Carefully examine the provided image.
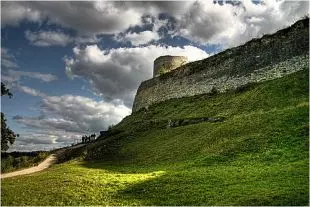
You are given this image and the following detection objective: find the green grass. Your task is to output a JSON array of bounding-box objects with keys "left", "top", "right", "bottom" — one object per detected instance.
[
  {"left": 1, "top": 69, "right": 309, "bottom": 205},
  {"left": 2, "top": 160, "right": 308, "bottom": 205}
]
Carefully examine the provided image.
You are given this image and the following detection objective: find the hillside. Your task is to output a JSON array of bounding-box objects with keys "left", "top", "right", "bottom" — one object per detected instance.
[{"left": 2, "top": 67, "right": 308, "bottom": 205}]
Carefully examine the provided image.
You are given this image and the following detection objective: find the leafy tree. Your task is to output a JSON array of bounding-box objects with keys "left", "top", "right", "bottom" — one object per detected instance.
[
  {"left": 1, "top": 82, "right": 13, "bottom": 98},
  {"left": 1, "top": 82, "right": 18, "bottom": 151}
]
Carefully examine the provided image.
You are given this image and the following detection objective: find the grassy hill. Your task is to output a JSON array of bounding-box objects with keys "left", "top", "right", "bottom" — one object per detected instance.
[{"left": 1, "top": 68, "right": 308, "bottom": 205}]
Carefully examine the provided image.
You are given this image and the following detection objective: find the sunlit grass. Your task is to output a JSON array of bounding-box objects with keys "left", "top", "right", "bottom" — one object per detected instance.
[
  {"left": 2, "top": 158, "right": 308, "bottom": 205},
  {"left": 2, "top": 161, "right": 166, "bottom": 206}
]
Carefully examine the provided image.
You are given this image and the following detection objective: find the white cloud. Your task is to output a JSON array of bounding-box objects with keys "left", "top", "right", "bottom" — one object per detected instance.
[
  {"left": 177, "top": 1, "right": 242, "bottom": 45},
  {"left": 8, "top": 131, "right": 82, "bottom": 152},
  {"left": 6, "top": 69, "right": 58, "bottom": 82},
  {"left": 65, "top": 44, "right": 210, "bottom": 107},
  {"left": 74, "top": 35, "right": 99, "bottom": 44},
  {"left": 40, "top": 94, "right": 131, "bottom": 132},
  {"left": 1, "top": 1, "right": 142, "bottom": 35},
  {"left": 114, "top": 17, "right": 170, "bottom": 46},
  {"left": 12, "top": 86, "right": 131, "bottom": 134},
  {"left": 11, "top": 86, "right": 131, "bottom": 151},
  {"left": 25, "top": 30, "right": 73, "bottom": 47},
  {"left": 1, "top": 2, "right": 42, "bottom": 27},
  {"left": 117, "top": 30, "right": 160, "bottom": 46},
  {"left": 1, "top": 48, "right": 57, "bottom": 83},
  {"left": 24, "top": 30, "right": 99, "bottom": 47},
  {"left": 1, "top": 48, "right": 18, "bottom": 69},
  {"left": 18, "top": 85, "right": 46, "bottom": 97},
  {"left": 1, "top": 1, "right": 189, "bottom": 33},
  {"left": 1, "top": 49, "right": 58, "bottom": 94},
  {"left": 176, "top": 0, "right": 309, "bottom": 47},
  {"left": 2, "top": 1, "right": 308, "bottom": 48}
]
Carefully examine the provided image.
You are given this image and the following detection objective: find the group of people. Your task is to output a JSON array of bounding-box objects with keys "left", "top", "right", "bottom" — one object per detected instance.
[{"left": 81, "top": 134, "right": 96, "bottom": 143}]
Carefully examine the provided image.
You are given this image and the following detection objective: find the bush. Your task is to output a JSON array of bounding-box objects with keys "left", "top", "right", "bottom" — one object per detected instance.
[
  {"left": 209, "top": 87, "right": 219, "bottom": 96},
  {"left": 235, "top": 83, "right": 253, "bottom": 93},
  {"left": 1, "top": 151, "right": 50, "bottom": 173}
]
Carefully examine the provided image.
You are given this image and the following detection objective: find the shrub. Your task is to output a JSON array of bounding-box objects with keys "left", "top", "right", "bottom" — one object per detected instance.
[
  {"left": 209, "top": 87, "right": 219, "bottom": 96},
  {"left": 235, "top": 83, "right": 253, "bottom": 93},
  {"left": 1, "top": 151, "right": 50, "bottom": 173}
]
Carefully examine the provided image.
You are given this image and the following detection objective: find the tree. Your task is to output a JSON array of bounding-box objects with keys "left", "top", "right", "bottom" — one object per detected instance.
[
  {"left": 1, "top": 82, "right": 13, "bottom": 98},
  {"left": 1, "top": 82, "right": 18, "bottom": 151}
]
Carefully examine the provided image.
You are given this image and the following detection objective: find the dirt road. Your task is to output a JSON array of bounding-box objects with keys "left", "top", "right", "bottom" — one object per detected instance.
[{"left": 1, "top": 144, "right": 85, "bottom": 179}]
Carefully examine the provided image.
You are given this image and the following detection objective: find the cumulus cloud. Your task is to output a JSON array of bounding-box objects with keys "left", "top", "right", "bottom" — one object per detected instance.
[
  {"left": 1, "top": 1, "right": 186, "bottom": 33},
  {"left": 8, "top": 131, "right": 82, "bottom": 152},
  {"left": 1, "top": 2, "right": 42, "bottom": 27},
  {"left": 25, "top": 30, "right": 73, "bottom": 47},
  {"left": 65, "top": 44, "right": 209, "bottom": 106},
  {"left": 40, "top": 94, "right": 131, "bottom": 132},
  {"left": 12, "top": 86, "right": 131, "bottom": 134},
  {"left": 1, "top": 1, "right": 142, "bottom": 35},
  {"left": 114, "top": 17, "right": 171, "bottom": 46},
  {"left": 177, "top": 1, "right": 242, "bottom": 45},
  {"left": 176, "top": 0, "right": 309, "bottom": 47},
  {"left": 11, "top": 86, "right": 131, "bottom": 151},
  {"left": 2, "top": 1, "right": 308, "bottom": 48}
]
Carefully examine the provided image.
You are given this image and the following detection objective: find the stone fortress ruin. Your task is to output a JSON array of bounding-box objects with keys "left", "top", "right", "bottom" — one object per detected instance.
[
  {"left": 153, "top": 56, "right": 188, "bottom": 77},
  {"left": 133, "top": 18, "right": 309, "bottom": 112}
]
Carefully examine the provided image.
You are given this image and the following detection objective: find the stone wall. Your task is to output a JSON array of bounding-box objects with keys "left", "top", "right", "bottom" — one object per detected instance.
[
  {"left": 133, "top": 18, "right": 309, "bottom": 112},
  {"left": 153, "top": 56, "right": 188, "bottom": 77}
]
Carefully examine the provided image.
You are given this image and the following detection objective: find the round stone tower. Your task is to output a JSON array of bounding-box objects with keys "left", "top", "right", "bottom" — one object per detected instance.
[{"left": 153, "top": 55, "right": 188, "bottom": 77}]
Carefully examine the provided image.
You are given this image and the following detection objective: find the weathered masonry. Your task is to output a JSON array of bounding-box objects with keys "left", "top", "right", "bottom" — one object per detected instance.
[{"left": 132, "top": 18, "right": 309, "bottom": 112}]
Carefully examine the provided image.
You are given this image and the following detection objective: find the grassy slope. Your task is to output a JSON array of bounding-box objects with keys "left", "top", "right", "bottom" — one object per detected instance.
[{"left": 1, "top": 69, "right": 309, "bottom": 206}]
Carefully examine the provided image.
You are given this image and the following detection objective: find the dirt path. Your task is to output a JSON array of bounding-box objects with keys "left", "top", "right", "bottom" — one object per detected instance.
[{"left": 1, "top": 144, "right": 86, "bottom": 179}]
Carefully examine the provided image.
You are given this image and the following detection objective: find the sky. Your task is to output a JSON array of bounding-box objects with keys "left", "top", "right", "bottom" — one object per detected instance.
[{"left": 1, "top": 0, "right": 309, "bottom": 151}]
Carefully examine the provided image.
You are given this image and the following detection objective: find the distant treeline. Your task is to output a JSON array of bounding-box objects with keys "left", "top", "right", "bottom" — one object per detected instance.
[
  {"left": 1, "top": 151, "right": 48, "bottom": 158},
  {"left": 1, "top": 151, "right": 50, "bottom": 173}
]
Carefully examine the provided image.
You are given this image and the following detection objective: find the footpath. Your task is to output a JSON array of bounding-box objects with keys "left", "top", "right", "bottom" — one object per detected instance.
[{"left": 1, "top": 144, "right": 85, "bottom": 179}]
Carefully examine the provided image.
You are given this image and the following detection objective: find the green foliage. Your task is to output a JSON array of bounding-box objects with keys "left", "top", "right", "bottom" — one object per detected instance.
[
  {"left": 1, "top": 69, "right": 309, "bottom": 205},
  {"left": 1, "top": 82, "right": 18, "bottom": 151},
  {"left": 1, "top": 113, "right": 18, "bottom": 151},
  {"left": 1, "top": 82, "right": 13, "bottom": 98},
  {"left": 1, "top": 151, "right": 50, "bottom": 173}
]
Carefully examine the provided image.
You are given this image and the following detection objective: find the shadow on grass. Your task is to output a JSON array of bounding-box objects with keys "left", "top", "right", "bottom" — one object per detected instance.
[
  {"left": 79, "top": 160, "right": 309, "bottom": 206},
  {"left": 111, "top": 164, "right": 309, "bottom": 206}
]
